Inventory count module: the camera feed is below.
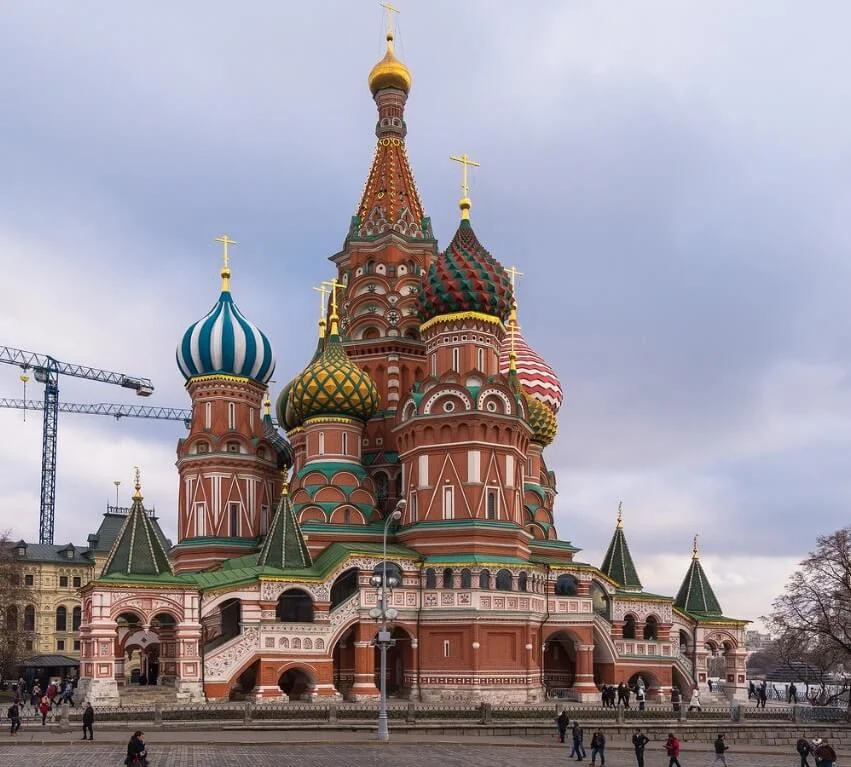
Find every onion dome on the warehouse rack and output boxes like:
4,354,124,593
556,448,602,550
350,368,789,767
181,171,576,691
524,391,558,446
368,32,412,95
419,219,514,324
177,251,274,384
499,308,564,412
290,315,379,422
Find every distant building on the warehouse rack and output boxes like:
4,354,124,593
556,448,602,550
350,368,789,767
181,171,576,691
745,630,774,652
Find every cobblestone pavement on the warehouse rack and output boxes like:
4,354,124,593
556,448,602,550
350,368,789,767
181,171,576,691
0,743,813,766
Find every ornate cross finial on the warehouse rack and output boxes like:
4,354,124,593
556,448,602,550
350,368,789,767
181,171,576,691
692,533,699,559
263,393,272,417
322,277,345,321
450,153,480,219
215,234,237,291
380,2,400,40
312,282,330,327
506,265,524,291
617,500,623,529
133,466,142,500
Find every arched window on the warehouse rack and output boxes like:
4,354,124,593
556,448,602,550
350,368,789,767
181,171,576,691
479,569,491,589
373,561,402,586
24,605,35,632
425,568,437,588
590,582,610,618
55,605,67,632
643,615,658,641
277,589,314,623
555,573,579,596
518,572,528,592
72,605,82,631
623,614,637,640
318,432,325,455
330,568,359,609
496,569,513,591
442,568,454,589
5,604,17,631
460,568,472,589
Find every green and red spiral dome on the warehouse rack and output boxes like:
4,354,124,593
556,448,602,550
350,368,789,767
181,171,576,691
419,219,514,324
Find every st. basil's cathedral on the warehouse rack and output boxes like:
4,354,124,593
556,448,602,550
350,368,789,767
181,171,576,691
77,24,749,706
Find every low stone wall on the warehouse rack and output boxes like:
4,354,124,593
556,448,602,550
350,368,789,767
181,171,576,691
26,700,848,746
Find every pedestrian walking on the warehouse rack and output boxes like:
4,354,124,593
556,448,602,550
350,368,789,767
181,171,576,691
665,732,682,767
789,682,799,704
632,728,650,767
82,702,94,740
126,730,149,766
569,720,586,761
712,733,729,766
590,729,606,766
7,702,21,735
796,735,813,767
813,738,837,767
636,684,646,711
557,709,569,743
38,695,50,725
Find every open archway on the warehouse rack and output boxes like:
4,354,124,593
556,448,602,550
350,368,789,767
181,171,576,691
543,631,577,697
278,667,315,701
332,626,356,699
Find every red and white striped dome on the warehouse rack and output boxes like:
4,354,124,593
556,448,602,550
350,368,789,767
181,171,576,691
499,320,564,413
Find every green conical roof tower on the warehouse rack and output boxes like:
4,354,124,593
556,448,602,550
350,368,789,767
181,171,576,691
600,502,642,590
674,535,722,615
101,469,173,578
257,477,312,570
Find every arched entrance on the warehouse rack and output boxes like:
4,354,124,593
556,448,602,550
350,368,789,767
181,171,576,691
374,626,413,698
230,660,259,701
278,667,314,701
543,631,577,697
332,626,356,699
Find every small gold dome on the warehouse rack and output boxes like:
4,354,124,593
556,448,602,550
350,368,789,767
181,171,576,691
368,34,412,96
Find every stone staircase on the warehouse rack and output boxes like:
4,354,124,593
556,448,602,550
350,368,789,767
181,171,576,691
119,684,180,707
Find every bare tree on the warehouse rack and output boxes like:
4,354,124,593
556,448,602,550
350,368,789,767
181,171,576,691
0,534,25,683
764,526,851,707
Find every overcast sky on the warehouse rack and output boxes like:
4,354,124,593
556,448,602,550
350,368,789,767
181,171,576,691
1,1,849,627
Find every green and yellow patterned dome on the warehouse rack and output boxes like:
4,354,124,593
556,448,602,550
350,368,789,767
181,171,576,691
291,320,379,423
524,390,558,446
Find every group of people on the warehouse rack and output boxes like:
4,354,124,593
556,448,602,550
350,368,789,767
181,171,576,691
748,680,770,707
797,735,838,767
599,677,648,710
555,713,609,764
6,677,79,726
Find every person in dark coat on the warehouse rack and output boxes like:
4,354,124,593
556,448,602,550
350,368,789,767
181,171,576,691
126,730,148,766
796,735,812,767
557,709,570,743
590,729,606,766
82,703,94,740
632,728,650,767
7,702,21,735
570,721,586,761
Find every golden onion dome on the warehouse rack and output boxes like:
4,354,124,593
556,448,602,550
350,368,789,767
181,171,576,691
524,391,558,447
291,321,379,423
368,33,412,96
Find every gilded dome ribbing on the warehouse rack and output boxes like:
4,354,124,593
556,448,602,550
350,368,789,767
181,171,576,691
368,33,412,95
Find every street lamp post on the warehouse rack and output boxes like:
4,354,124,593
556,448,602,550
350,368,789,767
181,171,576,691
370,498,406,742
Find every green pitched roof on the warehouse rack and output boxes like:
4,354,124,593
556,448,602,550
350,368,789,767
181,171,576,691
674,545,722,615
600,513,642,590
101,482,173,578
257,486,312,570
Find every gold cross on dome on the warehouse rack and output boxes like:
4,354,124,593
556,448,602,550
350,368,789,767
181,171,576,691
322,277,345,319
312,283,330,321
450,153,480,199
215,234,237,270
380,2,400,38
506,265,524,291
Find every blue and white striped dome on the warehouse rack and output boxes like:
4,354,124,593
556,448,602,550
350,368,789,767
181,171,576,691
177,273,275,384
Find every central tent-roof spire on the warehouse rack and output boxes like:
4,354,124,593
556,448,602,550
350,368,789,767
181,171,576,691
354,3,429,240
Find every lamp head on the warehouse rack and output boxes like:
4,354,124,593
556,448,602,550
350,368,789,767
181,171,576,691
387,575,400,588
369,574,383,589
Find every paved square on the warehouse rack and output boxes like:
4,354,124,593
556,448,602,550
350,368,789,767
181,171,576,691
0,743,805,766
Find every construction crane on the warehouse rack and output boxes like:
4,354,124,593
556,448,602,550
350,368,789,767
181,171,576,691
0,398,191,426
0,345,155,545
